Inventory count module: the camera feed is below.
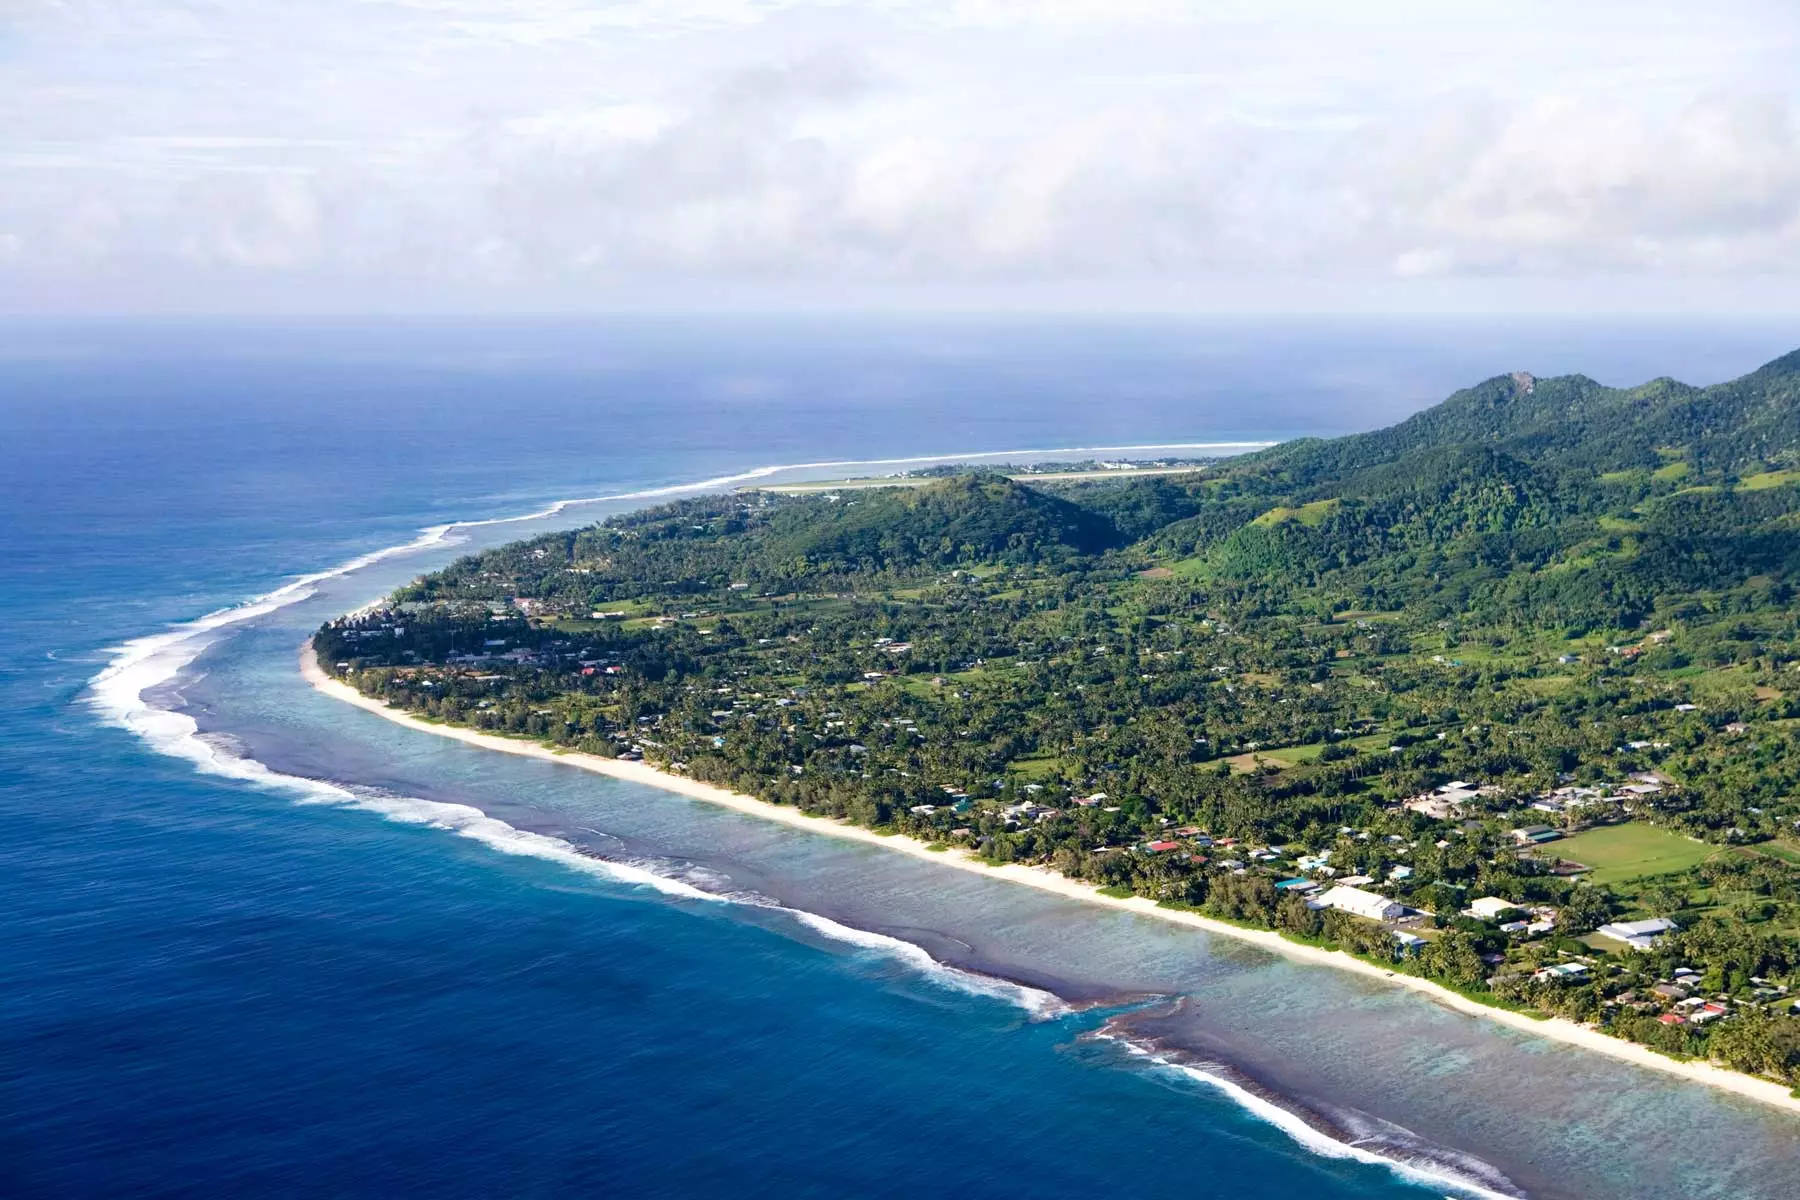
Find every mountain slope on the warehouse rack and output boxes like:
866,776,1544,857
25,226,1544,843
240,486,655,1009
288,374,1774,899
1056,348,1800,624
769,473,1120,569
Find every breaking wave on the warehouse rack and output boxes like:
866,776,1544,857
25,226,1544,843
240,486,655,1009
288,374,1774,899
1092,1024,1525,1200
86,444,1212,1019
779,908,1070,1019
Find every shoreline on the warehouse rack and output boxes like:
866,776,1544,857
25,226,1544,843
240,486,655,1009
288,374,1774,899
301,641,1800,1118
754,464,1231,493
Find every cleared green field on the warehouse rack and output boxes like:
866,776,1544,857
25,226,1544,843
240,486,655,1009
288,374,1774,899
1739,469,1800,491
1556,823,1718,884
1251,498,1340,527
1753,841,1800,868
1651,460,1691,482
1236,744,1323,768
1007,754,1067,780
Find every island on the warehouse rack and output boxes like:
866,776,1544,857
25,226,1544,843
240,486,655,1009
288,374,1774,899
313,350,1800,1106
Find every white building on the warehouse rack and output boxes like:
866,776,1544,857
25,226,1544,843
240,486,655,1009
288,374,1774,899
1596,918,1677,950
1401,780,1497,819
1466,896,1523,921
1315,885,1405,922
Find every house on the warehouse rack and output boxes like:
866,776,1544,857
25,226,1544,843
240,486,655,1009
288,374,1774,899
1512,825,1562,846
1657,1012,1686,1026
1402,780,1495,819
1534,962,1589,982
1466,896,1523,921
1598,917,1677,950
1314,885,1405,921
1145,840,1181,853
1393,930,1427,950
1275,877,1322,894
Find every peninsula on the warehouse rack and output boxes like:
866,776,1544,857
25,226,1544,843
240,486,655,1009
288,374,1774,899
314,351,1800,1107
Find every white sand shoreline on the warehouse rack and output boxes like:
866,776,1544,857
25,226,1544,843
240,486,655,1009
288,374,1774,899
302,641,1800,1117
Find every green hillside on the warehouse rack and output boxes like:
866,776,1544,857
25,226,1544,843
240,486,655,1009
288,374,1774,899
325,346,1800,1088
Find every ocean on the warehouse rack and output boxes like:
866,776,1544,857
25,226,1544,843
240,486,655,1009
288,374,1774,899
5,315,1800,1199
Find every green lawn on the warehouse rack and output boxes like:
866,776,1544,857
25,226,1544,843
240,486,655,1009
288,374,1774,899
1233,743,1324,768
1007,754,1066,780
1556,823,1719,885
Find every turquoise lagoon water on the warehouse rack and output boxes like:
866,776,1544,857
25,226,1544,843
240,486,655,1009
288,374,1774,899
5,317,1800,1199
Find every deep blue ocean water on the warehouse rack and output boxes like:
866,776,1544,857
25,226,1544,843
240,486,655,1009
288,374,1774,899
6,317,1800,1199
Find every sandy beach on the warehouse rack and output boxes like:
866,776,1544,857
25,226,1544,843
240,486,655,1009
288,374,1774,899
302,642,1800,1117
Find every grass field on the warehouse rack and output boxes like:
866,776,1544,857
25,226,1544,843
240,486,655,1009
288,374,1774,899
1556,822,1719,885
1753,841,1800,868
1651,460,1692,482
1007,754,1067,780
1739,469,1800,491
1251,498,1340,527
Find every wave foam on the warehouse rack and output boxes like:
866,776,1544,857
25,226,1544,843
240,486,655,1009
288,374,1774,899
91,435,1259,737
1095,1031,1524,1200
84,445,1173,1020
782,909,1070,1020
83,442,1562,1191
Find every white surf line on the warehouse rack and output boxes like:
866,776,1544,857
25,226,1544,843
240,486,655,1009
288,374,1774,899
775,906,1069,1019
85,613,1066,1018
1097,1035,1525,1200
262,432,1800,1122
523,440,1273,510
77,437,1270,1022
304,653,1531,1197
302,645,1800,1121
88,434,1268,744
87,440,1182,1020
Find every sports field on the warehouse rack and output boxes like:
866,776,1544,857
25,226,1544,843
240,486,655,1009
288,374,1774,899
1556,823,1718,885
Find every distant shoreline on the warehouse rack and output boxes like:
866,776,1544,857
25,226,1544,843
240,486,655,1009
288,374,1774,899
752,463,1250,494
302,639,1800,1117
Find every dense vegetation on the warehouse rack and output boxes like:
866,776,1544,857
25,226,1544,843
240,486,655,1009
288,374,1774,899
320,351,1800,1089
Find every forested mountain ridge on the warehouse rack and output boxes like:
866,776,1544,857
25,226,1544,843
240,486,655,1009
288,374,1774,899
1108,350,1800,627
402,473,1121,608
1246,347,1800,484
322,347,1800,1087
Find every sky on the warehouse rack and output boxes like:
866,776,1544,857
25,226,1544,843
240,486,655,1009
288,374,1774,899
7,0,1800,314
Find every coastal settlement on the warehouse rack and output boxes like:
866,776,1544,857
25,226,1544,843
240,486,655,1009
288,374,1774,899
321,357,1800,1095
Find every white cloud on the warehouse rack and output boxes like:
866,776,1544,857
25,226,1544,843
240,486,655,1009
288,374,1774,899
5,0,1800,310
